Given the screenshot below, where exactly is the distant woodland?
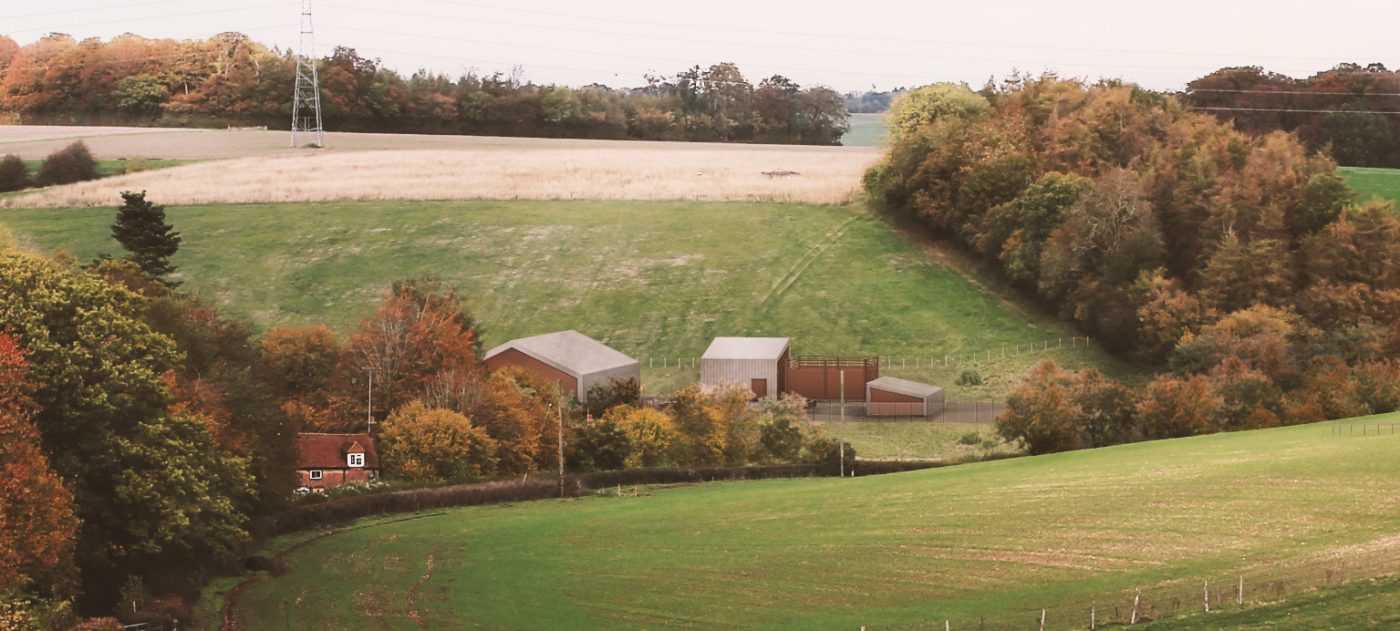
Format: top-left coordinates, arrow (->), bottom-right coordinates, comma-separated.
0,32 -> 850,145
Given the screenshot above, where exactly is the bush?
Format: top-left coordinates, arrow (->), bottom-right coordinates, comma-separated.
584,378 -> 640,417
955,370 -> 983,386
122,157 -> 149,174
379,402 -> 498,482
958,432 -> 982,445
0,154 -> 28,192
35,141 -> 98,186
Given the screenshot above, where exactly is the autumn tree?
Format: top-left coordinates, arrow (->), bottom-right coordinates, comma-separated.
756,396 -> 808,462
0,334 -> 78,606
111,191 -> 181,282
607,406 -> 679,468
379,401 -> 497,482
1136,375 -> 1223,439
996,361 -> 1080,454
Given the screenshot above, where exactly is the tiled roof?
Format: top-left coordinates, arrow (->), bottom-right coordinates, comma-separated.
296,432 -> 380,469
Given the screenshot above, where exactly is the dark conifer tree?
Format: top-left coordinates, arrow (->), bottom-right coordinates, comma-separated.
111,190 -> 181,283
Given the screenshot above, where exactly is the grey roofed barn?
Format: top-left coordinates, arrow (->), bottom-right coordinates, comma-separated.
700,337 -> 791,399
483,330 -> 640,402
700,337 -> 791,361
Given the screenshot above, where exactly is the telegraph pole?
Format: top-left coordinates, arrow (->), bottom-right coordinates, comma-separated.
556,382 -> 565,497
290,0 -> 325,148
364,367 -> 376,433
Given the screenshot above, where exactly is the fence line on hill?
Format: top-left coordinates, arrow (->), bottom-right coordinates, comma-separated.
877,540 -> 1400,630
635,335 -> 1094,372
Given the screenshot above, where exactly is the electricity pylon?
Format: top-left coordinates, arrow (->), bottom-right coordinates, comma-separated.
290,0 -> 325,148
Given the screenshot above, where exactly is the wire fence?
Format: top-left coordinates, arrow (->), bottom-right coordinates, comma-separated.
637,336 -> 1095,372
880,543 -> 1400,630
807,400 -> 1005,423
1329,421 -> 1400,436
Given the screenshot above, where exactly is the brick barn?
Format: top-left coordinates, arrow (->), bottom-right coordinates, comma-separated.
483,330 -> 641,403
700,337 -> 790,399
865,376 -> 944,417
296,432 -> 380,491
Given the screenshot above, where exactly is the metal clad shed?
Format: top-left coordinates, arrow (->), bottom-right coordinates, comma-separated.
865,376 -> 944,416
483,330 -> 640,403
700,337 -> 790,399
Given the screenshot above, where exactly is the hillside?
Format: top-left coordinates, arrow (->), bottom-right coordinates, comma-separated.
0,199 -> 1133,398
220,416 -> 1400,630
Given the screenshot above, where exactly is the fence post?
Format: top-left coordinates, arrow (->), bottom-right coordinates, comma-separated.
1039,609 -> 1046,631
1237,576 -> 1243,606
1204,580 -> 1210,612
1091,606 -> 1096,630
1131,590 -> 1140,624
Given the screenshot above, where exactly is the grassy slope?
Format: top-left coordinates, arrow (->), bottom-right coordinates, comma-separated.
1339,166 -> 1400,209
224,416 -> 1400,630
810,420 -> 1012,461
0,200 -> 1133,398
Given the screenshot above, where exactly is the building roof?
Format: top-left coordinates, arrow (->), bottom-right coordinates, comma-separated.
484,330 -> 638,377
296,433 -> 380,470
702,337 -> 792,361
866,376 -> 943,399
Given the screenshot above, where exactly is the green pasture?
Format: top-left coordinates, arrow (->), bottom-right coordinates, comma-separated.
841,113 -> 887,147
1339,166 -> 1400,210
214,415 -> 1400,630
0,199 -> 1134,398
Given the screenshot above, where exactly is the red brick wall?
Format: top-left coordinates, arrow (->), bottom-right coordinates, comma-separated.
485,348 -> 580,398
298,467 -> 378,490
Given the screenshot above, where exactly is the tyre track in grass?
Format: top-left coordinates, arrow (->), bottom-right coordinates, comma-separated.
759,215 -> 859,310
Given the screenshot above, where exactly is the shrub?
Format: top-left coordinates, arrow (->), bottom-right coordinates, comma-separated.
955,370 -> 983,386
122,157 -> 149,174
35,141 -> 98,186
569,415 -> 631,471
0,154 -> 28,192
584,377 -> 640,417
958,432 -> 982,445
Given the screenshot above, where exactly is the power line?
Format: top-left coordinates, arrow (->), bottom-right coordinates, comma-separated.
383,0 -> 1380,64
0,0 -> 182,21
1186,88 -> 1400,97
318,3 -> 1323,76
1188,106 -> 1400,115
5,3 -> 288,36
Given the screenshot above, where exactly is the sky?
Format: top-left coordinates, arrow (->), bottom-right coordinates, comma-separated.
5,0 -> 1400,93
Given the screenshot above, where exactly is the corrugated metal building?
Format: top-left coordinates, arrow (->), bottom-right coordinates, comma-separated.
700,337 -> 791,399
865,376 -> 945,416
483,330 -> 640,403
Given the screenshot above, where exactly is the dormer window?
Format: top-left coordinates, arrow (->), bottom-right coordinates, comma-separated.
348,452 -> 365,467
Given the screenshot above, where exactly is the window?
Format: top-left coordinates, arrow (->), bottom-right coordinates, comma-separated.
348,452 -> 365,467
309,469 -> 323,480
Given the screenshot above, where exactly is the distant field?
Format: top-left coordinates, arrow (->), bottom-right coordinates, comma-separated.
5,147 -> 877,207
842,113 -> 888,147
1340,166 -> 1400,209
215,416 -> 1400,630
0,200 -> 1132,398
19,157 -> 192,177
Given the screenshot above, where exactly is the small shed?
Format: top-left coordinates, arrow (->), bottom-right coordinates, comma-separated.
483,330 -> 640,403
700,337 -> 790,399
865,376 -> 944,417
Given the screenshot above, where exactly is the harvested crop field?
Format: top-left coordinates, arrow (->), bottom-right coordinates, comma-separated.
6,147 -> 877,207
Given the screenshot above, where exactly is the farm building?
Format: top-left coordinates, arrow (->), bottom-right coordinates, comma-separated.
865,376 -> 944,417
483,330 -> 640,403
700,337 -> 790,399
296,432 -> 380,491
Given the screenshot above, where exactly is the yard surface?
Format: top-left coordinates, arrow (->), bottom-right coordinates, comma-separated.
0,200 -> 1133,398
219,415 -> 1400,630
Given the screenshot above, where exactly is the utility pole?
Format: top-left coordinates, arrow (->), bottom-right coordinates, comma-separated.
364,367 -> 376,433
838,370 -> 845,477
556,381 -> 565,498
290,0 -> 325,148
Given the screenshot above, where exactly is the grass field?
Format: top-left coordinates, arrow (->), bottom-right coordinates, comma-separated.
809,420 -> 1011,461
1340,166 -> 1400,209
18,157 -> 192,177
842,113 -> 888,147
0,200 -> 1131,398
215,415 -> 1400,630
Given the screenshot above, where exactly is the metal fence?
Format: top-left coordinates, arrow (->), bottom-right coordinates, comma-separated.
1330,421 -> 1400,436
636,336 -> 1095,372
807,400 -> 1005,423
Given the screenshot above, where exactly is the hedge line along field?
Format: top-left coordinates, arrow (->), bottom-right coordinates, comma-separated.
214,415 -> 1400,630
0,200 -> 1135,399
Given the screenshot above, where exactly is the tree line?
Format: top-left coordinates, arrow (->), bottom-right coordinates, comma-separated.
865,76 -> 1400,453
0,32 -> 850,145
1183,63 -> 1400,167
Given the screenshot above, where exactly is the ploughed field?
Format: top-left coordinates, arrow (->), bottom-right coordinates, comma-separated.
218,416 -> 1400,630
0,199 -> 1131,400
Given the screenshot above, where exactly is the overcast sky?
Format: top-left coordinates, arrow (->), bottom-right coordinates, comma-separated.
6,0 -> 1400,93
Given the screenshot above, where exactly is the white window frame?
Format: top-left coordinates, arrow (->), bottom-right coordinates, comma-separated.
309,469 -> 323,480
348,452 -> 365,468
